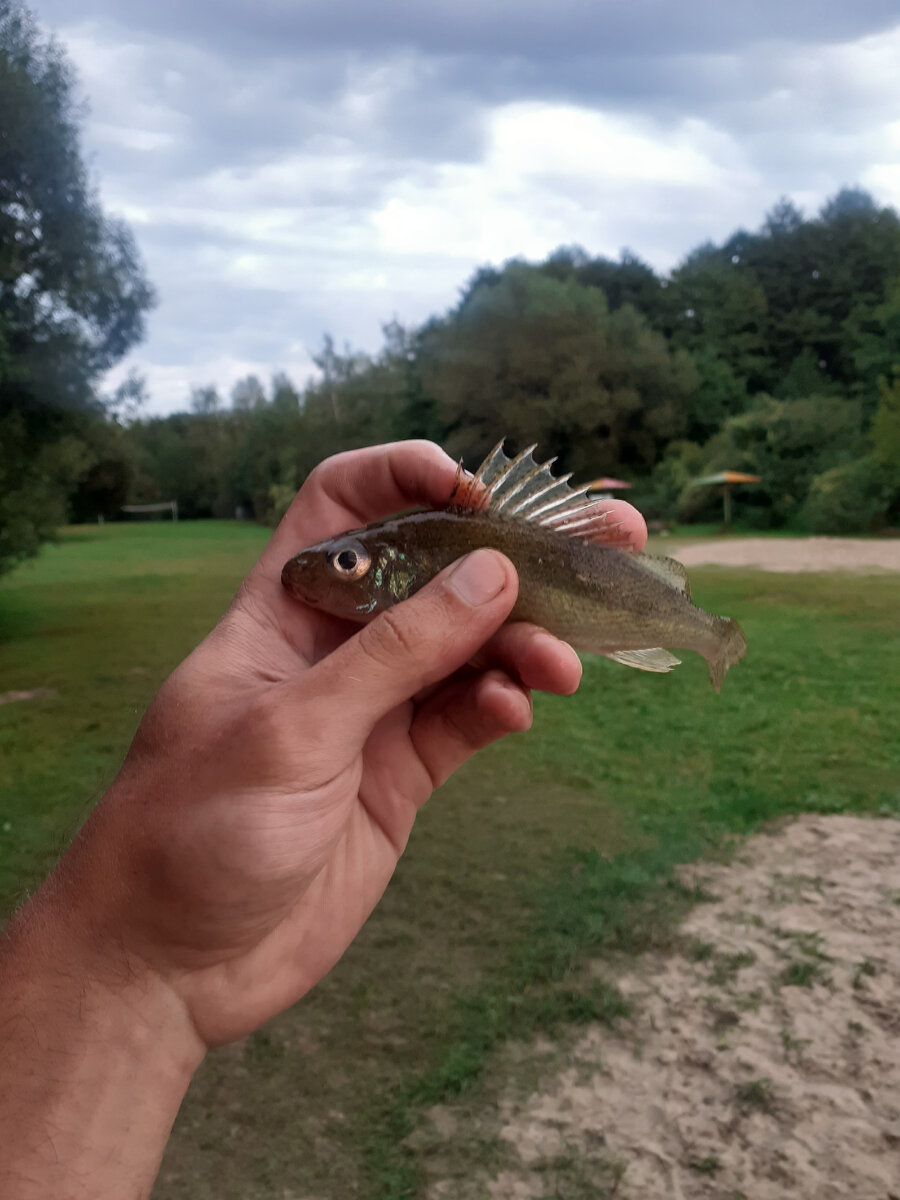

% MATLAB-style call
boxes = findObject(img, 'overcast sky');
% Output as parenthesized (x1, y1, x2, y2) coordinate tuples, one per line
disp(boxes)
(35, 0, 900, 414)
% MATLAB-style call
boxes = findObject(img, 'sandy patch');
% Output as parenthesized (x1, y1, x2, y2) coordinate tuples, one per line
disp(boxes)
(429, 816, 900, 1199)
(673, 537, 900, 573)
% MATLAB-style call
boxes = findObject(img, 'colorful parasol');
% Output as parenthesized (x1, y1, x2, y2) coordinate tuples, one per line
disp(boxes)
(691, 470, 762, 527)
(586, 477, 633, 492)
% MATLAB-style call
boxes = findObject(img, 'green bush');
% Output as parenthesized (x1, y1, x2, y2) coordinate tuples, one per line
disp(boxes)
(803, 456, 897, 533)
(634, 441, 703, 520)
(0, 415, 92, 574)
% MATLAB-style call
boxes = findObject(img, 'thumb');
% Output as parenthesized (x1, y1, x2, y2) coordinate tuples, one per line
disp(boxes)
(304, 549, 518, 735)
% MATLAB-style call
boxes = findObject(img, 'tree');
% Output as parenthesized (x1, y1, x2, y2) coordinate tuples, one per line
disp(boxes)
(666, 241, 770, 416)
(802, 375, 899, 534)
(743, 191, 900, 386)
(762, 197, 804, 238)
(106, 183, 900, 538)
(871, 375, 900, 467)
(539, 247, 668, 328)
(68, 418, 134, 522)
(844, 275, 900, 413)
(422, 262, 698, 476)
(0, 0, 154, 571)
(231, 375, 267, 411)
(706, 393, 866, 526)
(190, 385, 221, 415)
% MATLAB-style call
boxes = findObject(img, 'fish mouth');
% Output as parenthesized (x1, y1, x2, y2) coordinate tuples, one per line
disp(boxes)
(280, 558, 320, 606)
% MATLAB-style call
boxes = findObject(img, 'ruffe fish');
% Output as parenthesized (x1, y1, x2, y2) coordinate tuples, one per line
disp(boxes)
(282, 442, 747, 690)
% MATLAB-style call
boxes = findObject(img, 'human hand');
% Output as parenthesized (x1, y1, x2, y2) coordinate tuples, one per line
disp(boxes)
(41, 441, 648, 1048)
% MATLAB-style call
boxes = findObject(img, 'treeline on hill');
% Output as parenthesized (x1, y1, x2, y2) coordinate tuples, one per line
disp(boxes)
(2, 0, 899, 580)
(108, 188, 900, 533)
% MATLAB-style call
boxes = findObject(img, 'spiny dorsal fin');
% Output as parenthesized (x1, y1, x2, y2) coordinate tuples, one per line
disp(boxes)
(633, 552, 691, 598)
(449, 439, 634, 548)
(602, 648, 682, 673)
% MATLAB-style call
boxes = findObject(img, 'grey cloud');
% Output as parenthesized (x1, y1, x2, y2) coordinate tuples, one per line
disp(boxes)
(40, 0, 900, 61)
(71, 32, 489, 185)
(29, 0, 900, 414)
(57, 10, 898, 196)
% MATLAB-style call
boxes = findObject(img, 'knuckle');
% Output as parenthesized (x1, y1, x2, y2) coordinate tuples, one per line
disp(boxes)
(420, 708, 484, 791)
(401, 438, 442, 458)
(305, 447, 355, 489)
(360, 605, 422, 668)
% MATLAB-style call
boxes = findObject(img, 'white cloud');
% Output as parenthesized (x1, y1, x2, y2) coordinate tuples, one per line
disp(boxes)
(371, 106, 762, 267)
(40, 10, 900, 414)
(107, 349, 320, 414)
(491, 106, 737, 187)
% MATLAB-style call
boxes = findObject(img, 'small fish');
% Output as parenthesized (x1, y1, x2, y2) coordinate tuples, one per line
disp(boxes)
(282, 442, 747, 690)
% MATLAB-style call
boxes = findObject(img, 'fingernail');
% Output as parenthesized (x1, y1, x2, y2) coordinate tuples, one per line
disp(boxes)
(537, 632, 583, 675)
(448, 550, 508, 606)
(561, 636, 584, 673)
(499, 679, 533, 730)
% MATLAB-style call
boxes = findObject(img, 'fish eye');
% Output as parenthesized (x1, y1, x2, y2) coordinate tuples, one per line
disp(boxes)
(327, 539, 371, 580)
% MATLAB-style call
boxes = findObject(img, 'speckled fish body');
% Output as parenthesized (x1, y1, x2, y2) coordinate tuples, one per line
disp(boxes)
(282, 443, 747, 690)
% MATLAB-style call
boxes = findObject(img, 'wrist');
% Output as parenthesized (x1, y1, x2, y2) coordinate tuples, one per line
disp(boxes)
(3, 881, 206, 1065)
(0, 875, 205, 1198)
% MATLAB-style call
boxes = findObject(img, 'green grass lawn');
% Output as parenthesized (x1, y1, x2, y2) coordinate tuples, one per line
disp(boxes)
(2, 521, 898, 1199)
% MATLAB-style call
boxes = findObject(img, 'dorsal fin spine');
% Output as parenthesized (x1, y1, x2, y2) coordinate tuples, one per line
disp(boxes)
(523, 482, 585, 521)
(505, 460, 560, 515)
(553, 510, 617, 533)
(492, 455, 545, 512)
(487, 444, 539, 508)
(476, 440, 509, 487)
(544, 502, 597, 526)
(454, 440, 633, 550)
(512, 475, 574, 519)
(480, 451, 523, 504)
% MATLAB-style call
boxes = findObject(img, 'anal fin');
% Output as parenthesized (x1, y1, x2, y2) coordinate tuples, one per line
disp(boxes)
(602, 648, 681, 673)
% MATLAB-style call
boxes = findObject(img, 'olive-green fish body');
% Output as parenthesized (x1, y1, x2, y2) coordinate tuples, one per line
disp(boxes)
(282, 443, 747, 691)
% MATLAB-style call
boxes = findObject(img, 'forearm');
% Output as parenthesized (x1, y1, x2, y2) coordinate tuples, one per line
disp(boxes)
(0, 879, 205, 1200)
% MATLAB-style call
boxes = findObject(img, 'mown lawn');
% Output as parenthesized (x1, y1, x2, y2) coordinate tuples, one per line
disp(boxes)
(1, 521, 898, 1199)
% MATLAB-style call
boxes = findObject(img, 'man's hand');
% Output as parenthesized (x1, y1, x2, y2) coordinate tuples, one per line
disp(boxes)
(0, 441, 646, 1198)
(53, 441, 644, 1046)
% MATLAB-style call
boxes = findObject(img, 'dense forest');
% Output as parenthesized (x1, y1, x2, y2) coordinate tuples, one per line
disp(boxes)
(2, 0, 899, 580)
(113, 190, 900, 535)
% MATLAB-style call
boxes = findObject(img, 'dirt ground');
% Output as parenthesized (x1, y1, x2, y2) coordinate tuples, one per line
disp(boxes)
(673, 536, 900, 573)
(420, 536, 900, 1198)
(428, 815, 900, 1200)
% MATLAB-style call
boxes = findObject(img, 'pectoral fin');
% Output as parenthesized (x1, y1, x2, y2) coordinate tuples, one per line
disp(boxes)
(602, 648, 682, 673)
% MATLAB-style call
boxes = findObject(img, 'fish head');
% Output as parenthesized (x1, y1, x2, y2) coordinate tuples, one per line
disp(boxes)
(281, 525, 422, 621)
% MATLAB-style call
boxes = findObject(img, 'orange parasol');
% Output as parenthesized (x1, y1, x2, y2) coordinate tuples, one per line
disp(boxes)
(691, 470, 762, 527)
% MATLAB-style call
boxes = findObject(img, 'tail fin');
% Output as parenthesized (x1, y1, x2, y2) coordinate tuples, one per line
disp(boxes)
(707, 617, 747, 693)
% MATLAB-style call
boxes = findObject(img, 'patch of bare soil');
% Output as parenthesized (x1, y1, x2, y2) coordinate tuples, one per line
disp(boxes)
(428, 816, 900, 1200)
(673, 537, 900, 573)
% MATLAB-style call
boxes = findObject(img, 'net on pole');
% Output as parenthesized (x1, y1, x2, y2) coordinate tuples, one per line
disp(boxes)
(120, 501, 178, 521)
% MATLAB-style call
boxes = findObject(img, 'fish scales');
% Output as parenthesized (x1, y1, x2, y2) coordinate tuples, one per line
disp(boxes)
(282, 442, 747, 690)
(353, 510, 714, 651)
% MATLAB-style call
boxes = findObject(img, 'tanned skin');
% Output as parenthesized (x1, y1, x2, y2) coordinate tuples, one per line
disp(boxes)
(0, 441, 646, 1199)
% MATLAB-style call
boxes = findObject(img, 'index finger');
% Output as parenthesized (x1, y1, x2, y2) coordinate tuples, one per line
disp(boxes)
(257, 440, 459, 579)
